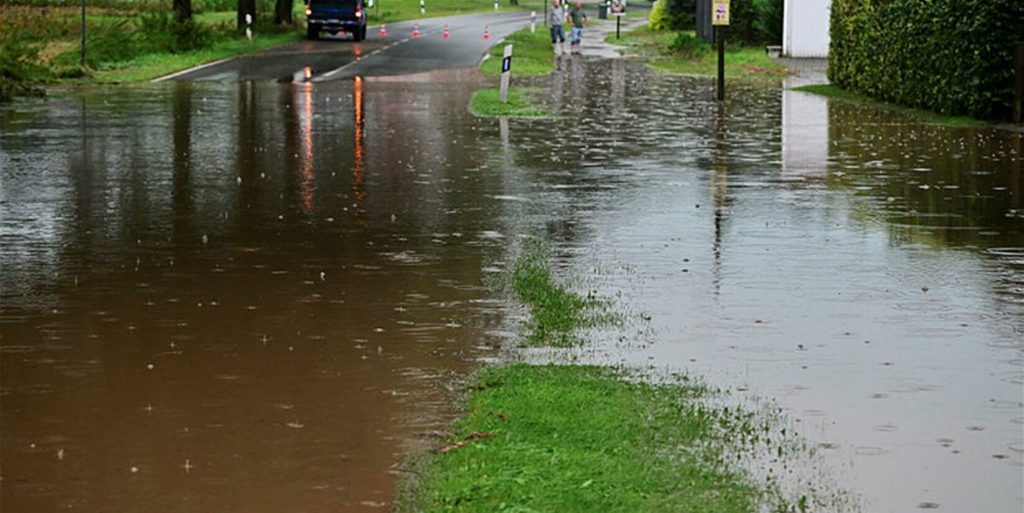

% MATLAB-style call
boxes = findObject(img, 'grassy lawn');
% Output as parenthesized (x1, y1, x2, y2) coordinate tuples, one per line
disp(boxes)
(397, 364, 790, 513)
(469, 87, 551, 118)
(607, 25, 787, 79)
(480, 25, 556, 77)
(792, 84, 986, 127)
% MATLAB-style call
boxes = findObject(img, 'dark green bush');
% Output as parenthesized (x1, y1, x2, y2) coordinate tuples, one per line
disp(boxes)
(649, 0, 694, 31)
(829, 0, 1024, 120)
(137, 13, 216, 53)
(755, 0, 782, 45)
(668, 31, 710, 57)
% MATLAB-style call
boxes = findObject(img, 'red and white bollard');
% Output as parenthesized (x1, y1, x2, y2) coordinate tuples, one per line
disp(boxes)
(378, 23, 387, 37)
(442, 23, 450, 39)
(482, 25, 490, 40)
(412, 22, 420, 38)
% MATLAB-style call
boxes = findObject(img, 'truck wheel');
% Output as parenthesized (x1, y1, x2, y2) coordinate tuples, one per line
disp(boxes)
(307, 26, 319, 40)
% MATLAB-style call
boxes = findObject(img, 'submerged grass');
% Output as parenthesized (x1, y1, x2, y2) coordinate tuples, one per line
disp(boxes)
(469, 87, 550, 117)
(481, 25, 556, 78)
(397, 364, 776, 513)
(792, 84, 986, 127)
(607, 25, 787, 78)
(509, 247, 602, 347)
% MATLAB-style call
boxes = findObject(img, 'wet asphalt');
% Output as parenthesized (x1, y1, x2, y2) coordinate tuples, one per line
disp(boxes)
(160, 11, 534, 82)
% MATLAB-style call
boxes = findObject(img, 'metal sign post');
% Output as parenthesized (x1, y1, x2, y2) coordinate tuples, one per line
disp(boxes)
(712, 0, 729, 101)
(80, 0, 86, 67)
(499, 44, 513, 103)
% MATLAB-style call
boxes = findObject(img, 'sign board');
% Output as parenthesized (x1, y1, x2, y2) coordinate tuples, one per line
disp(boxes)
(610, 0, 625, 15)
(712, 0, 729, 25)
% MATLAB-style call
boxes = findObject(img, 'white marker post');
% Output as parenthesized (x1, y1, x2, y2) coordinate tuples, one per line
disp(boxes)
(245, 13, 253, 40)
(493, 0, 498, 10)
(530, 11, 536, 32)
(499, 44, 513, 103)
(420, 0, 425, 14)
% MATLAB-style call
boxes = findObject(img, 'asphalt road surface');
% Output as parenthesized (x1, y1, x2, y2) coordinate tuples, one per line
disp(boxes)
(159, 11, 534, 82)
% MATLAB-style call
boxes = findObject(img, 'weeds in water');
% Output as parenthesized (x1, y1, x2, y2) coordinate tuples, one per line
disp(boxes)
(510, 246, 606, 347)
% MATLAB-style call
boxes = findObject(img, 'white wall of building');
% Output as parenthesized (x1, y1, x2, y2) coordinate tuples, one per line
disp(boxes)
(783, 0, 831, 58)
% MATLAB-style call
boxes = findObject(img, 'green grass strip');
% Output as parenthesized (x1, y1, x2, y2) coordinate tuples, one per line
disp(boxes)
(92, 31, 301, 83)
(398, 364, 766, 513)
(792, 84, 986, 127)
(481, 25, 556, 78)
(469, 87, 550, 117)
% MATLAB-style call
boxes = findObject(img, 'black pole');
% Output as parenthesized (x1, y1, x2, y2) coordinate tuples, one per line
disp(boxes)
(544, 0, 547, 26)
(716, 26, 724, 101)
(80, 0, 86, 67)
(616, 14, 620, 39)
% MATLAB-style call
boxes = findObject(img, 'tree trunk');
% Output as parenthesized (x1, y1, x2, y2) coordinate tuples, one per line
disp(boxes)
(174, 0, 192, 23)
(274, 0, 294, 24)
(237, 0, 257, 31)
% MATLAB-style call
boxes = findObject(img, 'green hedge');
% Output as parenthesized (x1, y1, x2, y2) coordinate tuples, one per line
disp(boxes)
(829, 0, 1023, 120)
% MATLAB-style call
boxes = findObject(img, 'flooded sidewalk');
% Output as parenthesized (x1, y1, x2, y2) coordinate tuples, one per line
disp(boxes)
(2, 54, 1022, 513)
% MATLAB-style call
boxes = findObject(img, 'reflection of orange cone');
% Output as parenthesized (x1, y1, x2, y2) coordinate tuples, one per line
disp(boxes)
(412, 22, 420, 38)
(378, 23, 387, 36)
(483, 25, 490, 40)
(442, 23, 450, 39)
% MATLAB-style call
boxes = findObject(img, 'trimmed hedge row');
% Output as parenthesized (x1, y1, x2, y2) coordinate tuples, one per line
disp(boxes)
(829, 0, 1023, 120)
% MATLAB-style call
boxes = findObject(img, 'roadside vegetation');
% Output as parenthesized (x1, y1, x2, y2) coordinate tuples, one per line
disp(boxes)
(398, 364, 820, 512)
(612, 0, 786, 79)
(608, 25, 785, 78)
(793, 84, 985, 127)
(469, 87, 550, 118)
(480, 25, 554, 78)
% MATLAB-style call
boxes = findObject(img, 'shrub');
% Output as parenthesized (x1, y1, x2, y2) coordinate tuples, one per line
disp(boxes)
(755, 0, 782, 45)
(668, 31, 710, 57)
(137, 13, 216, 53)
(649, 0, 694, 31)
(829, 0, 1023, 120)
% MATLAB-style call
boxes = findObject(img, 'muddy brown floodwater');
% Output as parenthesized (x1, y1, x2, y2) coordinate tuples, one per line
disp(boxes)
(2, 60, 1023, 513)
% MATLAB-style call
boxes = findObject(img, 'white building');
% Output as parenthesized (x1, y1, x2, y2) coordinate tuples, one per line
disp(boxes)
(783, 0, 831, 58)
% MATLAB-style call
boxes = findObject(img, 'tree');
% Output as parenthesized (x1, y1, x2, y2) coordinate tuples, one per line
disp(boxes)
(174, 0, 192, 23)
(275, 0, 294, 24)
(237, 0, 257, 31)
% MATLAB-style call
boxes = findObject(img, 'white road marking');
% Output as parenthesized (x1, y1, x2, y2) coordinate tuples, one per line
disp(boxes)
(150, 57, 236, 83)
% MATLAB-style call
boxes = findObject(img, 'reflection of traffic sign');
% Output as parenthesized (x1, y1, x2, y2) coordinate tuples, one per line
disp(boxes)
(712, 0, 729, 25)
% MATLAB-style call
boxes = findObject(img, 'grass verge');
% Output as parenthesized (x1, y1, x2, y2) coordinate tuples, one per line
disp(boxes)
(368, 0, 542, 24)
(607, 25, 787, 79)
(469, 87, 550, 117)
(792, 84, 986, 127)
(396, 364, 786, 513)
(95, 31, 300, 82)
(481, 25, 556, 77)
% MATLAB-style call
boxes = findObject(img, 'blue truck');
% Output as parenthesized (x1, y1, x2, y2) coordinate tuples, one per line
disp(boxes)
(305, 0, 368, 41)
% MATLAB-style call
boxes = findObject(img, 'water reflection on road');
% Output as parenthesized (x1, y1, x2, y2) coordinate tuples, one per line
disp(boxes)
(2, 61, 1022, 513)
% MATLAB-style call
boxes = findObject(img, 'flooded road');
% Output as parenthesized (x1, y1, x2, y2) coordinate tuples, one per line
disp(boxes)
(2, 59, 1022, 512)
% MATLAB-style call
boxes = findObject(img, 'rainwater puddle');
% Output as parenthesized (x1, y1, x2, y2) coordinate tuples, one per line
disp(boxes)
(2, 57, 1022, 513)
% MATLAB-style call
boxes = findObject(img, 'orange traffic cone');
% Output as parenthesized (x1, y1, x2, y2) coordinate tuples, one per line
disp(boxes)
(482, 25, 490, 40)
(378, 23, 387, 36)
(412, 22, 420, 38)
(442, 23, 450, 39)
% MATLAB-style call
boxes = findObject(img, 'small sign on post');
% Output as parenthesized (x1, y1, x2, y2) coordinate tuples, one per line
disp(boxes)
(499, 44, 513, 103)
(712, 0, 729, 26)
(711, 0, 728, 101)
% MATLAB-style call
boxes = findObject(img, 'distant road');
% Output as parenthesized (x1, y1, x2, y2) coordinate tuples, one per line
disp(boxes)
(159, 11, 533, 82)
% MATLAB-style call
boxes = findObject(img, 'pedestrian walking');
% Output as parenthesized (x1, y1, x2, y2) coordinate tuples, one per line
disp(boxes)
(568, 0, 587, 54)
(548, 0, 566, 55)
